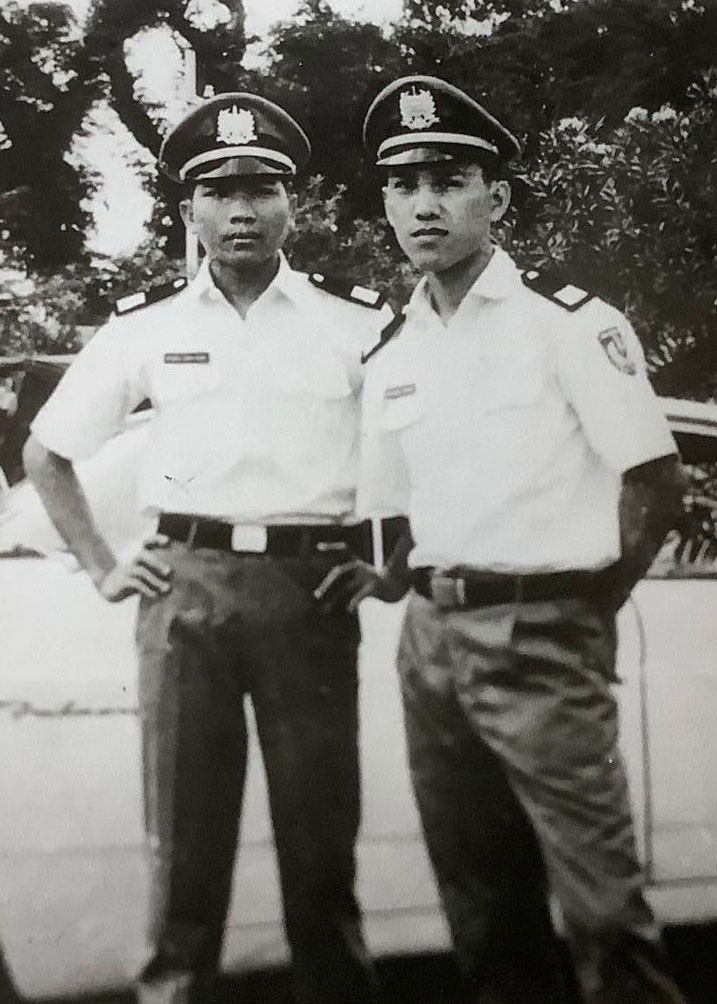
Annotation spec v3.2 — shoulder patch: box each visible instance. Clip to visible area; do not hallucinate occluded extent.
[521,268,593,312]
[597,327,637,375]
[309,273,385,310]
[361,311,406,364]
[114,277,188,317]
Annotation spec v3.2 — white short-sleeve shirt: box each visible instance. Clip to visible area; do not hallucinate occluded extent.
[32,254,391,524]
[358,247,676,573]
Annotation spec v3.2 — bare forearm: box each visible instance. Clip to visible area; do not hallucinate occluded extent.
[598,454,687,609]
[314,523,414,611]
[23,435,117,586]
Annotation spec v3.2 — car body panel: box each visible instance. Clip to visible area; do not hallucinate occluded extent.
[638,580,717,883]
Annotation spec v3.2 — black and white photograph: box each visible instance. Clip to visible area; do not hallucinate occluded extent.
[1,1,716,1002]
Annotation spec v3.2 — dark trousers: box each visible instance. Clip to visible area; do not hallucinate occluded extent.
[397,592,686,1004]
[135,542,379,1004]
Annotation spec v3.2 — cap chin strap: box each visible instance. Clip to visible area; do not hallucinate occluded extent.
[180,146,296,180]
[377,131,499,161]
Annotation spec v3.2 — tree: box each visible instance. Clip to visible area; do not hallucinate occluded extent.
[520,0,717,124]
[0,0,248,269]
[83,0,248,256]
[0,2,101,266]
[248,1,402,222]
[400,0,568,28]
[394,0,717,155]
[84,0,247,156]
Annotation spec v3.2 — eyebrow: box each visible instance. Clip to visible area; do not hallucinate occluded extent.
[388,166,469,181]
[198,178,283,192]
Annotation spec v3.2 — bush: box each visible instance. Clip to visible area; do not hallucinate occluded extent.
[510,71,717,398]
[0,245,187,356]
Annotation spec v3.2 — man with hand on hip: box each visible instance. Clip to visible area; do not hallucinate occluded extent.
[24,92,398,1004]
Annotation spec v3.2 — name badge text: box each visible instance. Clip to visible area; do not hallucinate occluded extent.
[384,383,416,400]
[164,352,210,364]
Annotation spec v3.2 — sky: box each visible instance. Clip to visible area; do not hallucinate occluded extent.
[16,0,403,255]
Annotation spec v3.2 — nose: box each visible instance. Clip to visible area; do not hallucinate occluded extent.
[228,193,257,222]
[412,182,440,220]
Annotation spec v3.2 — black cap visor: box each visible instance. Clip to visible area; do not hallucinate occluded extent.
[377,141,501,169]
[187,155,292,180]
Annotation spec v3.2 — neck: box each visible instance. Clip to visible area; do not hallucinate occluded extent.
[425,244,495,323]
[209,254,281,319]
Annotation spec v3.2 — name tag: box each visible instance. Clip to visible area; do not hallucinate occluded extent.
[384,382,416,400]
[164,352,210,364]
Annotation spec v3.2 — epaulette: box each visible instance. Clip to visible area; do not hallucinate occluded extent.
[361,310,406,364]
[114,277,188,317]
[309,273,386,310]
[521,268,593,312]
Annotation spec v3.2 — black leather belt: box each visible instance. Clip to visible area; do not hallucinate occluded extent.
[412,566,600,609]
[158,513,408,563]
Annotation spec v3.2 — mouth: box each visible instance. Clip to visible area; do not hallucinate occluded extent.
[410,227,448,239]
[223,232,261,243]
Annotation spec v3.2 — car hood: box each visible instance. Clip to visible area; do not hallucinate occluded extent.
[0,419,153,565]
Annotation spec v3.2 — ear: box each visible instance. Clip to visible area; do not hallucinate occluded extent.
[178,198,194,232]
[489,179,511,223]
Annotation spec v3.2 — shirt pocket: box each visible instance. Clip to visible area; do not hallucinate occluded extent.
[380,390,424,431]
[480,371,543,413]
[151,357,222,406]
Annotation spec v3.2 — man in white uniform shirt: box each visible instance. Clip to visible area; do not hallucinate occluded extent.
[24,93,398,1004]
[321,76,688,1003]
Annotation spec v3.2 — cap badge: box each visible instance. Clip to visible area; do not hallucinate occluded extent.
[217,106,257,146]
[399,88,440,131]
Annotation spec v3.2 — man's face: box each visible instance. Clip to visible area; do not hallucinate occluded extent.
[180,176,295,268]
[382,161,510,274]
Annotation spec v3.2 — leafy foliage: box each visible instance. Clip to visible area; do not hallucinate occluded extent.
[287,175,418,305]
[243,1,400,223]
[0,1,101,265]
[511,73,717,397]
[0,243,186,355]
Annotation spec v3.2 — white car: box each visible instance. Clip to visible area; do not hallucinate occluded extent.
[0,359,716,999]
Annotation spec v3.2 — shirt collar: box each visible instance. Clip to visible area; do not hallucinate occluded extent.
[466,246,521,301]
[186,251,307,307]
[405,246,521,323]
[269,252,316,306]
[184,256,217,301]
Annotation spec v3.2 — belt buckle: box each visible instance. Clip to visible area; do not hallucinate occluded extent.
[316,540,349,553]
[430,574,466,609]
[230,524,268,552]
